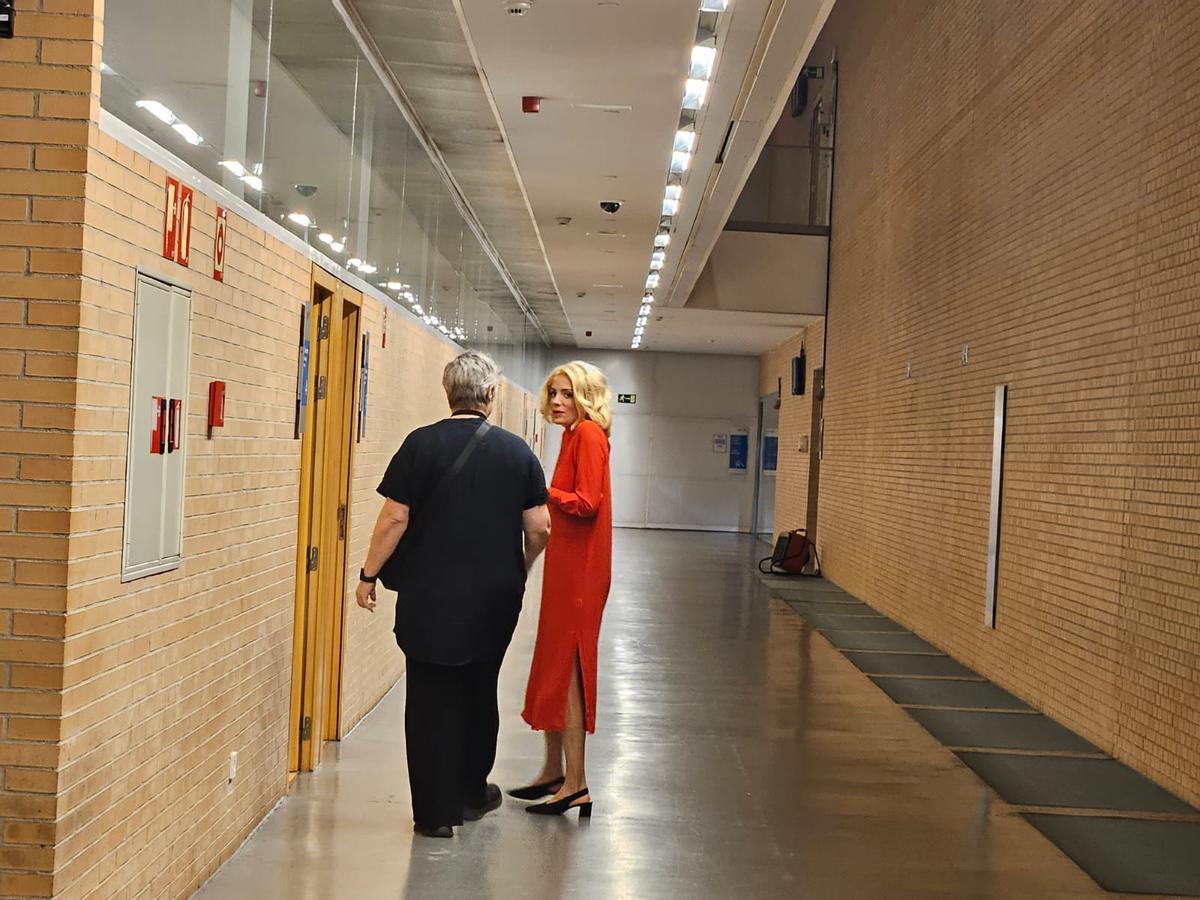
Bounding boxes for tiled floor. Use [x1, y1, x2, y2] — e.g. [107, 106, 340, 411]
[198, 531, 1128, 899]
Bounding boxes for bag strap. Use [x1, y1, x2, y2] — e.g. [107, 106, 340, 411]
[426, 420, 490, 510]
[432, 422, 487, 501]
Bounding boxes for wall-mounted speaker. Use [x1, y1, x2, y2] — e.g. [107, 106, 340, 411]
[792, 349, 807, 395]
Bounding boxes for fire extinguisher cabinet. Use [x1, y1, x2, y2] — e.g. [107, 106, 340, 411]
[121, 272, 192, 582]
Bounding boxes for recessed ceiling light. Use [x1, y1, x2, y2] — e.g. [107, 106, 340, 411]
[135, 100, 175, 124]
[287, 212, 312, 228]
[662, 199, 679, 216]
[646, 274, 660, 289]
[670, 151, 691, 173]
[683, 78, 709, 110]
[643, 293, 655, 304]
[640, 304, 651, 316]
[654, 233, 671, 248]
[700, 0, 729, 10]
[242, 174, 264, 192]
[330, 241, 345, 253]
[690, 46, 717, 80]
[220, 160, 248, 178]
[674, 130, 697, 153]
[665, 184, 683, 200]
[171, 121, 203, 145]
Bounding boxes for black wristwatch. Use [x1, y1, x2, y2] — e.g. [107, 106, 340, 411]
[359, 568, 378, 584]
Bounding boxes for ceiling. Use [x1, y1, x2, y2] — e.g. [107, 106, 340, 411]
[452, 0, 836, 354]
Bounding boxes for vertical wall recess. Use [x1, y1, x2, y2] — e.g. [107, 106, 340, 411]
[985, 384, 1008, 628]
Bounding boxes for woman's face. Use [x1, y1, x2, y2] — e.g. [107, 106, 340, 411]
[547, 374, 579, 428]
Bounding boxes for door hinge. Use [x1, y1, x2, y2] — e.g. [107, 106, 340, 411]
[300, 716, 312, 742]
[315, 375, 327, 400]
[318, 315, 330, 340]
[307, 546, 319, 572]
[337, 504, 347, 541]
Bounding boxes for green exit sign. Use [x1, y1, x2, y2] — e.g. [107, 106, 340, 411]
[617, 393, 637, 405]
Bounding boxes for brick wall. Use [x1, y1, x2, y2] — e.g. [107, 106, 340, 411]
[760, 323, 824, 535]
[769, 0, 1200, 807]
[0, 1, 100, 895]
[40, 124, 542, 896]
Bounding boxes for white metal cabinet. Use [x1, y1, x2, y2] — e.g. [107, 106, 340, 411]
[122, 273, 192, 581]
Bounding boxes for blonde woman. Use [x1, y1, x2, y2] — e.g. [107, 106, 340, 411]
[513, 361, 613, 817]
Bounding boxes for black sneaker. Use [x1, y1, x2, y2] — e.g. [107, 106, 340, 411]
[463, 783, 503, 821]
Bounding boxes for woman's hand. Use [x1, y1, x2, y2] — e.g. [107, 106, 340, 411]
[356, 579, 377, 613]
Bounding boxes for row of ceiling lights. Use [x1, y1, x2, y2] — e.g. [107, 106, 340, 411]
[134, 90, 468, 343]
[633, 0, 729, 350]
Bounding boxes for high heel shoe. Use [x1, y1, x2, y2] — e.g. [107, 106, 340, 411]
[525, 787, 592, 818]
[507, 776, 565, 801]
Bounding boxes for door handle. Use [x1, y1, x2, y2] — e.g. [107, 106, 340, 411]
[151, 397, 167, 455]
[168, 399, 182, 453]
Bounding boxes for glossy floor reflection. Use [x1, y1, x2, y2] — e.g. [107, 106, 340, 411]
[198, 531, 1115, 899]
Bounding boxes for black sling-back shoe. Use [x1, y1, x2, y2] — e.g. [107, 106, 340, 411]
[525, 787, 592, 818]
[507, 776, 565, 801]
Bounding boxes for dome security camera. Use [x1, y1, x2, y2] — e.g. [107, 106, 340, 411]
[600, 200, 623, 214]
[295, 184, 319, 197]
[505, 0, 533, 16]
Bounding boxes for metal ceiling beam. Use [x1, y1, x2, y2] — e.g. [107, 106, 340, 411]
[331, 0, 552, 346]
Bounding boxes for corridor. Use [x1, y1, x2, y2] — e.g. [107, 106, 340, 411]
[198, 531, 1106, 899]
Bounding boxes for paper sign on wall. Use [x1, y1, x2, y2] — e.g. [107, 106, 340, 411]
[729, 433, 749, 471]
[763, 429, 779, 474]
[175, 184, 194, 267]
[162, 176, 181, 260]
[213, 207, 228, 282]
[713, 434, 728, 454]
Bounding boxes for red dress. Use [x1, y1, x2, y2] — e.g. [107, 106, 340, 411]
[522, 419, 612, 733]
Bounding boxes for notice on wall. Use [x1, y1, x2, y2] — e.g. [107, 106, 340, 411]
[357, 333, 370, 443]
[763, 429, 779, 474]
[618, 393, 637, 404]
[729, 432, 749, 472]
[713, 433, 728, 454]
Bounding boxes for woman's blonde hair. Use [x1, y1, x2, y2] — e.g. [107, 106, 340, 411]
[541, 361, 613, 436]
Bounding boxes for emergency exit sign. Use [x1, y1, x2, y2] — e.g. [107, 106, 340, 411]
[617, 394, 637, 404]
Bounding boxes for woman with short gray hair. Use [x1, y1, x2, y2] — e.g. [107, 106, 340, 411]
[356, 350, 551, 838]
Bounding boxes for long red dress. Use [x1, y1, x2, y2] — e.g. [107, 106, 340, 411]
[522, 418, 612, 734]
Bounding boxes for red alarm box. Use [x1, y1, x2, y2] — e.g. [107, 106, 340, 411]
[208, 381, 226, 429]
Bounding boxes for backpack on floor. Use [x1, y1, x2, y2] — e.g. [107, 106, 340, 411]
[759, 529, 822, 577]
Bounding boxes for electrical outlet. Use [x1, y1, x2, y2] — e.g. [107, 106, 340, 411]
[229, 751, 238, 782]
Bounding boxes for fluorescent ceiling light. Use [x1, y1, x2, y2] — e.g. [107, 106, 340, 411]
[242, 174, 263, 192]
[386, 281, 404, 290]
[662, 198, 679, 216]
[683, 79, 709, 110]
[646, 273, 660, 289]
[670, 151, 691, 174]
[220, 160, 247, 178]
[635, 326, 645, 336]
[674, 130, 697, 153]
[643, 293, 656, 304]
[700, 0, 729, 10]
[650, 257, 664, 271]
[318, 232, 334, 245]
[330, 241, 345, 253]
[637, 317, 648, 327]
[654, 233, 671, 248]
[640, 304, 652, 316]
[690, 46, 717, 80]
[665, 184, 683, 200]
[136, 100, 175, 124]
[348, 258, 362, 269]
[287, 212, 312, 228]
[360, 263, 377, 275]
[439, 325, 450, 335]
[100, 62, 115, 75]
[172, 122, 203, 146]
[652, 250, 667, 264]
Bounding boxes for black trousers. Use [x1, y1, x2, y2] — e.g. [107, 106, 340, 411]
[404, 655, 504, 827]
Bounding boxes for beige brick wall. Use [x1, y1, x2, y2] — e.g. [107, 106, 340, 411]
[769, 0, 1200, 807]
[2, 3, 542, 891]
[0, 1, 100, 894]
[760, 322, 824, 536]
[45, 133, 542, 896]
